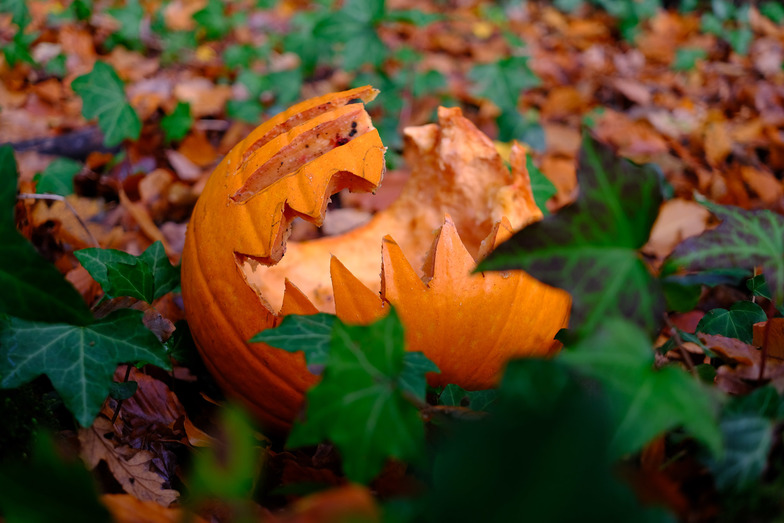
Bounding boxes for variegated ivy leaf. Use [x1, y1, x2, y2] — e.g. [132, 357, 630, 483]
[478, 134, 664, 337]
[666, 203, 784, 306]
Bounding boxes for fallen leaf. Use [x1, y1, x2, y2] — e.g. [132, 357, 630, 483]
[80, 417, 180, 506]
[643, 198, 712, 260]
[102, 494, 207, 523]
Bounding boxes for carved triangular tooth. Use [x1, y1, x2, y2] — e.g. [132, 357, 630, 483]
[420, 215, 476, 284]
[279, 279, 319, 316]
[380, 235, 427, 304]
[330, 256, 385, 325]
[477, 217, 515, 261]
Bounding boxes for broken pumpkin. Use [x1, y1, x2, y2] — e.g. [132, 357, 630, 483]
[181, 87, 571, 434]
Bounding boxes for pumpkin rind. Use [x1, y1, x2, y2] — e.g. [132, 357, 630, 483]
[182, 89, 570, 434]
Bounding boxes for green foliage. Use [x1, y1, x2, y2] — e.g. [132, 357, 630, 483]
[560, 318, 722, 456]
[43, 53, 67, 77]
[666, 204, 784, 306]
[421, 359, 673, 522]
[2, 29, 37, 67]
[74, 241, 180, 304]
[223, 44, 260, 70]
[696, 301, 767, 344]
[469, 56, 540, 112]
[33, 158, 81, 196]
[672, 47, 707, 71]
[760, 1, 784, 23]
[254, 311, 438, 401]
[227, 99, 263, 124]
[0, 434, 111, 522]
[161, 101, 193, 142]
[188, 405, 262, 503]
[72, 62, 142, 146]
[437, 385, 497, 411]
[527, 154, 556, 216]
[497, 108, 545, 149]
[479, 134, 665, 336]
[193, 0, 234, 40]
[105, 0, 144, 50]
[251, 313, 335, 368]
[708, 387, 783, 492]
[0, 147, 94, 325]
[0, 309, 171, 427]
[747, 274, 771, 300]
[285, 310, 428, 483]
[0, 0, 30, 28]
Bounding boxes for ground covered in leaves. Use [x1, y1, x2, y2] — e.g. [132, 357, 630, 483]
[2, 0, 784, 521]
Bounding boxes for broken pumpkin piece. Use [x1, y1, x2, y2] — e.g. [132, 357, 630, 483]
[181, 88, 571, 435]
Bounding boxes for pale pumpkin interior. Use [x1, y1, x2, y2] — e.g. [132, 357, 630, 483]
[237, 106, 544, 315]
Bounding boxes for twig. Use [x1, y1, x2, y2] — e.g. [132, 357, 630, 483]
[663, 313, 697, 376]
[17, 193, 100, 248]
[110, 364, 133, 425]
[758, 316, 772, 382]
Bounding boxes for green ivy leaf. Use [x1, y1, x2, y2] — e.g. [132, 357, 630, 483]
[727, 26, 753, 56]
[761, 1, 784, 23]
[399, 352, 439, 402]
[287, 309, 425, 483]
[385, 9, 442, 26]
[74, 241, 179, 303]
[438, 384, 497, 411]
[479, 134, 665, 336]
[33, 158, 81, 196]
[227, 99, 263, 124]
[0, 146, 94, 325]
[0, 434, 111, 522]
[223, 44, 259, 70]
[747, 274, 771, 300]
[188, 404, 261, 503]
[422, 359, 671, 522]
[106, 0, 143, 50]
[0, 0, 31, 28]
[560, 318, 722, 457]
[251, 313, 335, 368]
[709, 389, 778, 493]
[2, 29, 37, 67]
[412, 69, 445, 98]
[672, 47, 707, 71]
[527, 155, 556, 216]
[72, 62, 141, 146]
[0, 309, 171, 427]
[193, 0, 232, 40]
[665, 204, 784, 307]
[161, 101, 192, 143]
[469, 56, 540, 112]
[696, 301, 767, 344]
[254, 312, 437, 400]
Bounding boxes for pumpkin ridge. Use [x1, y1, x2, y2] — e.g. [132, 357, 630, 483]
[240, 86, 378, 163]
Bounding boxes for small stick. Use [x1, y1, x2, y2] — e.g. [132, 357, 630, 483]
[17, 193, 100, 248]
[110, 364, 133, 425]
[758, 317, 772, 382]
[663, 313, 697, 376]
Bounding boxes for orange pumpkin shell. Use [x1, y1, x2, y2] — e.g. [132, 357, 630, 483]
[182, 87, 570, 435]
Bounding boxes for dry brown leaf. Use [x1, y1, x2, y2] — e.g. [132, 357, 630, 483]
[119, 190, 175, 258]
[80, 417, 180, 507]
[173, 78, 233, 118]
[753, 318, 784, 360]
[102, 494, 207, 523]
[704, 120, 733, 167]
[739, 165, 783, 205]
[643, 198, 711, 259]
